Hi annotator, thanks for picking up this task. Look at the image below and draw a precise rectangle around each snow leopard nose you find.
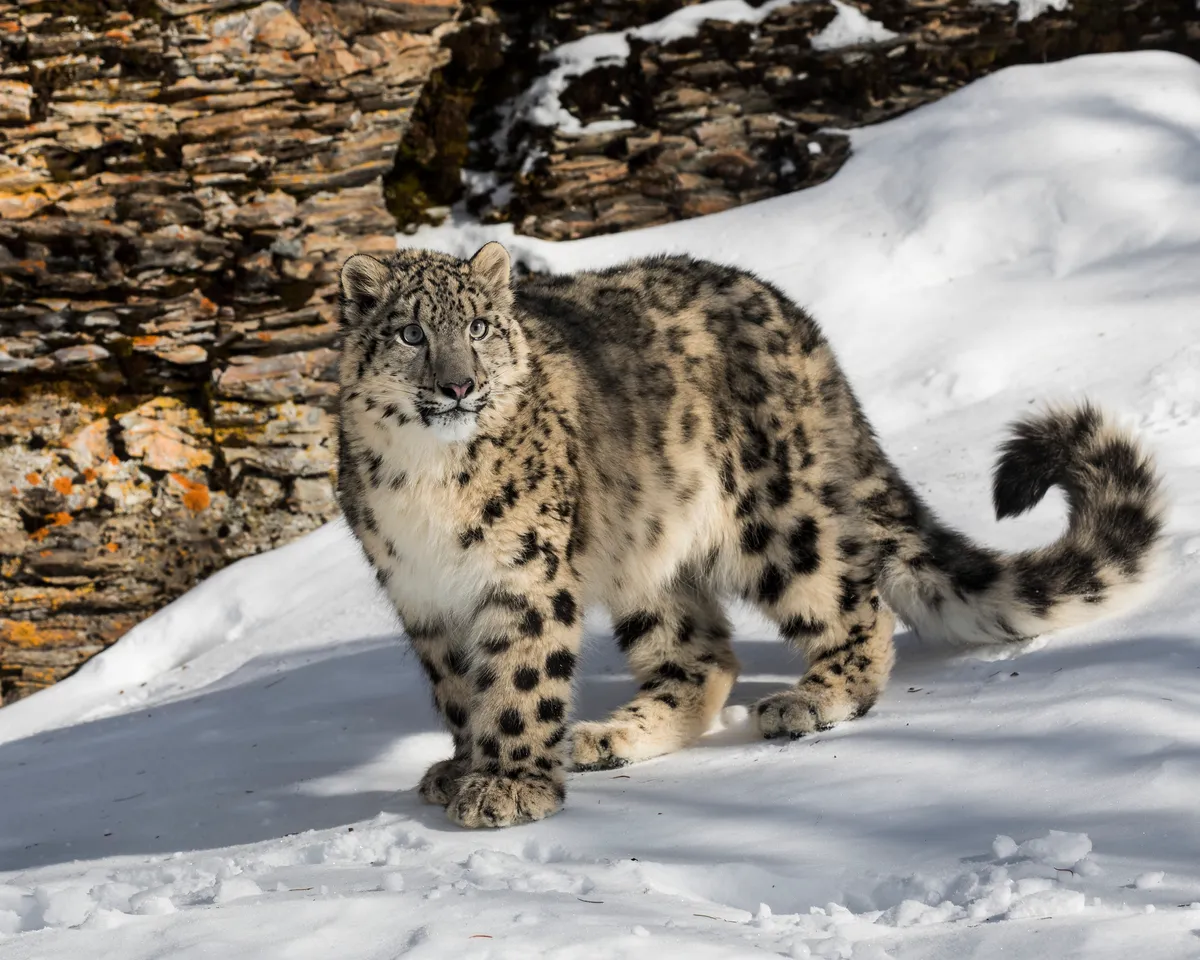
[438,379,475,401]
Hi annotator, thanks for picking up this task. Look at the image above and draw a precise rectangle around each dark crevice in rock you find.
[385,5,504,230]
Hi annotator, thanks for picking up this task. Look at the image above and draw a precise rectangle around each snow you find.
[992,835,1020,859]
[1135,871,1166,890]
[810,2,899,52]
[979,0,1072,23]
[509,0,794,136]
[632,0,796,43]
[1017,831,1094,868]
[3,50,1200,959]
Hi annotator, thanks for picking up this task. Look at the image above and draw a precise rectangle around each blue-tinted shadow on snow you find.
[0,625,1196,893]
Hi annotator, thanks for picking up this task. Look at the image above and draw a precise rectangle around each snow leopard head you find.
[338,242,527,444]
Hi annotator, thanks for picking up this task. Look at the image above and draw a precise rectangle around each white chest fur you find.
[352,417,497,626]
[368,477,494,624]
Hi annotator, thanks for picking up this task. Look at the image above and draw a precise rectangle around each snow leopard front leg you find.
[570,577,739,771]
[444,577,584,829]
[404,618,476,805]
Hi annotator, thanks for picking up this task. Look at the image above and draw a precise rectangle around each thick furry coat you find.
[335,243,1164,828]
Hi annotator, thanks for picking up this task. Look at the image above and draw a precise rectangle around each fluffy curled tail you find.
[879,403,1166,644]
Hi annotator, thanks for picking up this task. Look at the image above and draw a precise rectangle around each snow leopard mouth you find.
[419,392,490,424]
[433,407,475,422]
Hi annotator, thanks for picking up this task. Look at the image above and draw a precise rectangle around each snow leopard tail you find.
[877,402,1166,644]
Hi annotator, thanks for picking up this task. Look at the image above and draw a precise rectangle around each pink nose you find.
[438,379,474,401]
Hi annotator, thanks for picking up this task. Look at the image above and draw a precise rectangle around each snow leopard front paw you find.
[752,687,857,740]
[417,757,470,806]
[445,771,565,828]
[568,721,633,771]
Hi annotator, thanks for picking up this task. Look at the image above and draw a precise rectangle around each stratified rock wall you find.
[0,0,466,701]
[483,0,1199,240]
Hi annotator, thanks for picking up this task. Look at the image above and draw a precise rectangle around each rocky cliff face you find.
[471,0,1200,239]
[0,0,468,701]
[2,0,1197,703]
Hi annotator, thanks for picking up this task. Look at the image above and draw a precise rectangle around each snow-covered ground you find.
[4,50,1200,959]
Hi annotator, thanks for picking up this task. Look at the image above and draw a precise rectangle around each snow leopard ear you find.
[469,241,512,291]
[339,254,390,320]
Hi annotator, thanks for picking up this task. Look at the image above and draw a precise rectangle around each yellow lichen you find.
[0,620,74,648]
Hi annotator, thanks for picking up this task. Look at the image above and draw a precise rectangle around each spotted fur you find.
[336,243,1166,828]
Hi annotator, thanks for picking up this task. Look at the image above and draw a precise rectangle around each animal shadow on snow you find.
[1,626,1197,874]
[0,625,797,869]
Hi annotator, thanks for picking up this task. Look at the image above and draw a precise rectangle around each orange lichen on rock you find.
[170,473,211,512]
[1,621,43,646]
[104,542,119,553]
[83,468,98,482]
[25,667,56,685]
[47,512,72,527]
[118,398,214,472]
[29,528,49,543]
[0,619,74,648]
[25,472,41,485]
[53,476,73,495]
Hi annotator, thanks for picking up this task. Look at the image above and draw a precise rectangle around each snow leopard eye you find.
[469,318,490,340]
[399,324,425,346]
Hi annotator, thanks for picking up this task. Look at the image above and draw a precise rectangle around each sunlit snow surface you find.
[3,52,1200,959]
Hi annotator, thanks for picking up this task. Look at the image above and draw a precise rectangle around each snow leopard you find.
[335,242,1165,829]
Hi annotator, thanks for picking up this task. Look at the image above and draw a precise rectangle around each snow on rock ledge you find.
[475,0,1200,241]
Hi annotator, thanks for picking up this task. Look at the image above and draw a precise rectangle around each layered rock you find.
[475,0,1200,240]
[0,0,467,701]
[2,0,1198,703]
